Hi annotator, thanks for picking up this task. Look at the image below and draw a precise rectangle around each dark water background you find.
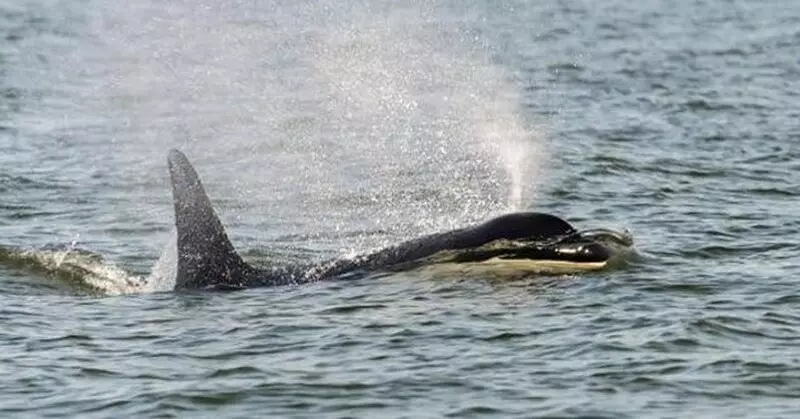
[1,0,799,417]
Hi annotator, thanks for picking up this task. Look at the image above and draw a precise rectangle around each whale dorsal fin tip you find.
[167,149,251,290]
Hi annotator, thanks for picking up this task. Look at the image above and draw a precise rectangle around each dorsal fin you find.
[167,149,251,290]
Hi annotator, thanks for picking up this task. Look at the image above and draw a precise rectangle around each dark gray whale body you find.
[168,149,633,290]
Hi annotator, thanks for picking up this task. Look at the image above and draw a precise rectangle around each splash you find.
[143,228,178,292]
[0,229,178,295]
[53,234,81,268]
[0,244,147,295]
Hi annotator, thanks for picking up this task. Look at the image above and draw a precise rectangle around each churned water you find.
[1,0,799,417]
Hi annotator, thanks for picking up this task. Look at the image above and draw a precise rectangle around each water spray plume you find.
[312,4,547,223]
[86,0,547,257]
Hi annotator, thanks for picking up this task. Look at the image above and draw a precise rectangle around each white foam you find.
[19,248,147,295]
[3,228,177,295]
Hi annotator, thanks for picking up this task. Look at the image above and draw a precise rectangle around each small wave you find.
[678,242,798,259]
[206,366,264,379]
[445,405,507,417]
[317,303,388,314]
[735,187,799,197]
[682,98,736,111]
[480,331,527,342]
[688,317,794,342]
[0,173,71,192]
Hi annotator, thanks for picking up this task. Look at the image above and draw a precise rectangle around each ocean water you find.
[1,0,799,417]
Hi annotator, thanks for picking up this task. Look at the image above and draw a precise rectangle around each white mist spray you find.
[310,1,546,222]
[81,0,548,259]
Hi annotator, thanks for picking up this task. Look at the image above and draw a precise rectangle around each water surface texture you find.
[1,0,799,417]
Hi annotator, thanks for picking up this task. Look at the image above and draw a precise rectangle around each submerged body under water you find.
[1,0,799,417]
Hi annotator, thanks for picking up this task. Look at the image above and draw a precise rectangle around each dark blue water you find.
[1,0,799,417]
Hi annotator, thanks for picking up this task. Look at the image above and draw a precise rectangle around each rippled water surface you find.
[1,0,799,417]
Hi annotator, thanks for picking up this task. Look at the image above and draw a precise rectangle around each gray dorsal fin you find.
[167,149,251,290]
